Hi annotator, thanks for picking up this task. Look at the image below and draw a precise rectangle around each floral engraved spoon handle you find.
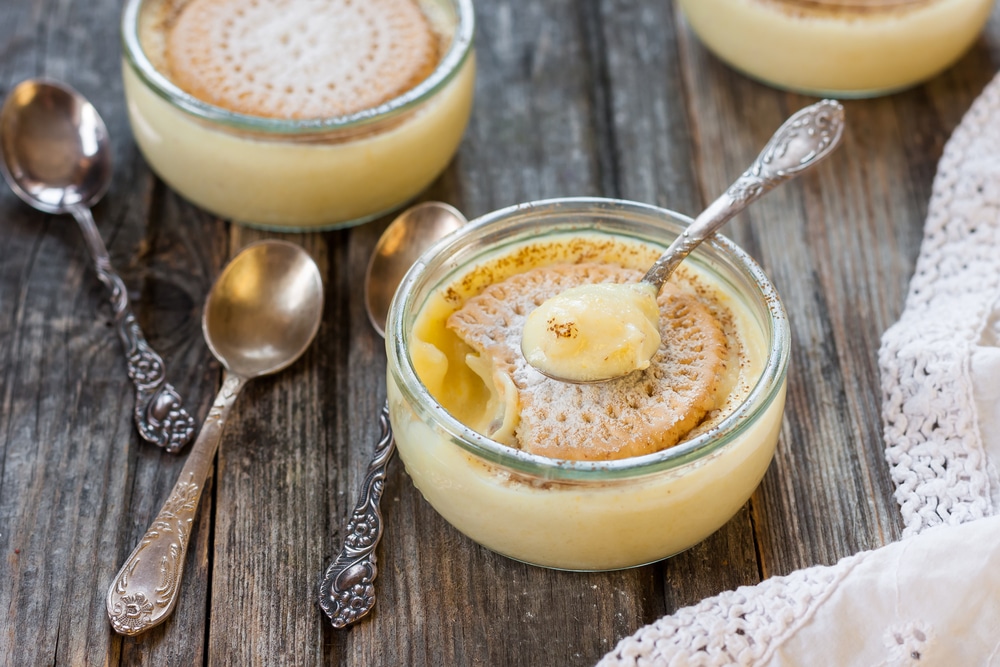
[107,372,245,635]
[73,205,196,453]
[319,402,394,628]
[643,99,846,289]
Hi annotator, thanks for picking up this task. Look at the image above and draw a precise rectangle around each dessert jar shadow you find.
[385,197,790,571]
[120,0,476,230]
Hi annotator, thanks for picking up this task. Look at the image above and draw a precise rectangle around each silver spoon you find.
[522,98,846,384]
[0,79,196,452]
[107,239,324,635]
[320,201,466,628]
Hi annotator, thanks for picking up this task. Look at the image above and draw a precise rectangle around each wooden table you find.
[2,1,999,664]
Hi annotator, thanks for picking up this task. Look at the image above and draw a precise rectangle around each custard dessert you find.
[121,0,475,228]
[386,198,789,570]
[386,202,789,571]
[678,0,993,96]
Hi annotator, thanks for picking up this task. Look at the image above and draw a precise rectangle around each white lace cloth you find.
[597,71,1000,667]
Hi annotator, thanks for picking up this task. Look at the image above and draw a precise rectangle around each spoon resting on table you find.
[319,201,466,628]
[107,240,323,635]
[521,99,846,384]
[0,79,196,452]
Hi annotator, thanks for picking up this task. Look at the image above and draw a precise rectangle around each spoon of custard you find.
[522,99,846,384]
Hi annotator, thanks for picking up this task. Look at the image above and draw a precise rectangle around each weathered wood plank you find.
[671,5,1000,582]
[201,227,329,664]
[0,0,220,664]
[452,0,606,217]
[3,0,1000,665]
[671,18,910,574]
[332,1,651,665]
[114,193,226,666]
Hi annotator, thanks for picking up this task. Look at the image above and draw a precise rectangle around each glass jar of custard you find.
[678,0,994,97]
[385,198,790,571]
[120,0,475,230]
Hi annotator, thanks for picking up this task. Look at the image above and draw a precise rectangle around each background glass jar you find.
[386,197,790,571]
[678,0,994,97]
[120,0,475,230]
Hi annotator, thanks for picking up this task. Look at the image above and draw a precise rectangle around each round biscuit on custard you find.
[166,0,439,119]
[448,263,730,461]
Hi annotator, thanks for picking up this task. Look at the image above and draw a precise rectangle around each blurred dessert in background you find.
[678,0,994,97]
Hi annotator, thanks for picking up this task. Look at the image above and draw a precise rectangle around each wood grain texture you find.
[2,0,999,665]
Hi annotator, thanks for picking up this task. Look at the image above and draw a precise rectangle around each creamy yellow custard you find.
[521,281,662,383]
[386,203,789,570]
[121,0,475,229]
[678,0,993,96]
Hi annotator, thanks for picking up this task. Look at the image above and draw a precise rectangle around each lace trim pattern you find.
[596,553,862,667]
[878,73,1000,536]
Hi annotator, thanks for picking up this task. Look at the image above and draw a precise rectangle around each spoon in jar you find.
[107,239,323,635]
[521,99,846,384]
[320,201,466,628]
[0,79,196,452]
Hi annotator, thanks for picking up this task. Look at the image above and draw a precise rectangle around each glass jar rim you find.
[120,0,475,136]
[387,196,791,482]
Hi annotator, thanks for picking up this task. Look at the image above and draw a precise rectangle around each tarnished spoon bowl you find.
[365,201,467,337]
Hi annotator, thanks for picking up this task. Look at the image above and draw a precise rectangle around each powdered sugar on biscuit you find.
[448,263,730,461]
[165,0,439,118]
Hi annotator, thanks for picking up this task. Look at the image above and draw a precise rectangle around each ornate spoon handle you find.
[319,401,395,628]
[106,372,244,635]
[643,99,845,288]
[72,205,196,453]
